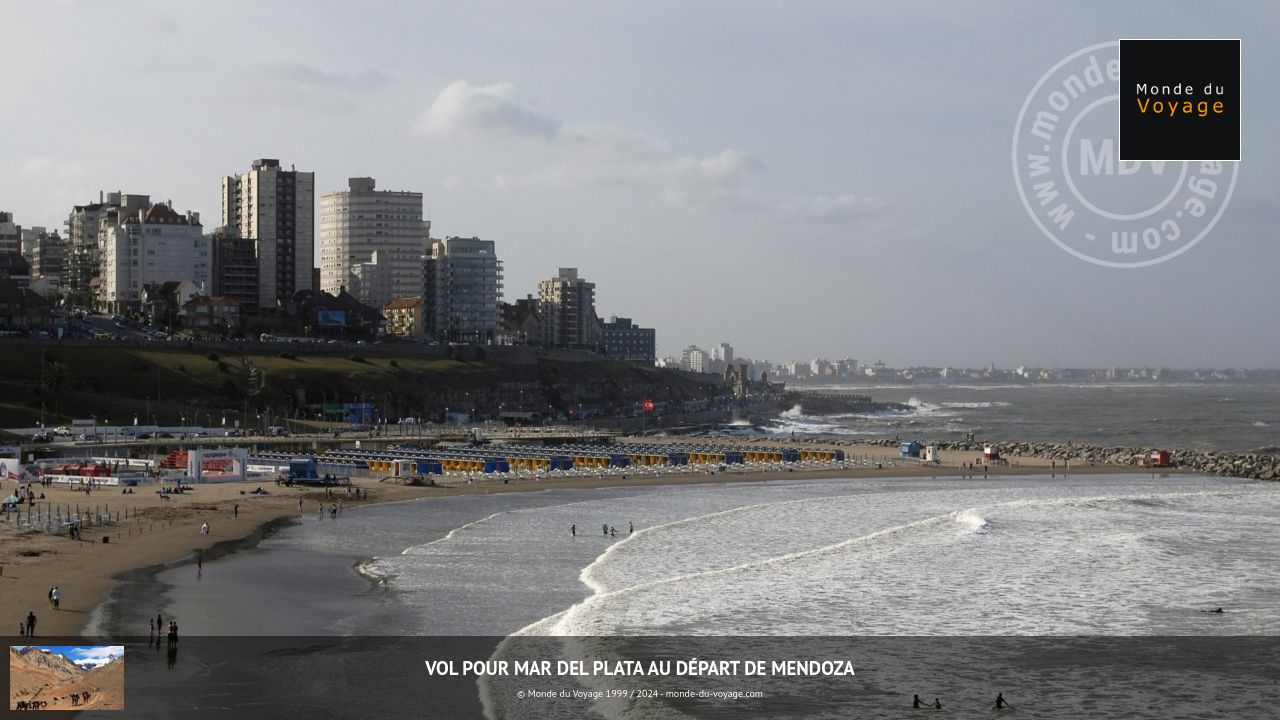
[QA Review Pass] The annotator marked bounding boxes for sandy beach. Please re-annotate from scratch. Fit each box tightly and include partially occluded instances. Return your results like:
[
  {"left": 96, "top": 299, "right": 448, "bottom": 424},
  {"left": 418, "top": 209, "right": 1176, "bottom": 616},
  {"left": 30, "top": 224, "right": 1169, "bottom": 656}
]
[{"left": 0, "top": 437, "right": 1171, "bottom": 637}]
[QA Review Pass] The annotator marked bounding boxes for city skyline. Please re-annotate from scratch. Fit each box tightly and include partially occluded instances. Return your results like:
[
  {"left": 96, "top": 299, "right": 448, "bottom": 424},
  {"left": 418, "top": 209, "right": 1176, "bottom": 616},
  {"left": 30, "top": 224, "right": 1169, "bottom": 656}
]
[{"left": 3, "top": 1, "right": 1278, "bottom": 366}]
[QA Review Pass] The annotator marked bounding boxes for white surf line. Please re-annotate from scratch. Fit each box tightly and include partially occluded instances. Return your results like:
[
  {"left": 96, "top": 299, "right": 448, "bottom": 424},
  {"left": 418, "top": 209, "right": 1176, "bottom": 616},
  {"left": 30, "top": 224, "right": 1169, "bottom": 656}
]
[
  {"left": 575, "top": 490, "right": 890, "bottom": 595},
  {"left": 548, "top": 510, "right": 977, "bottom": 636},
  {"left": 525, "top": 486, "right": 1261, "bottom": 636},
  {"left": 396, "top": 495, "right": 631, "bottom": 556},
  {"left": 482, "top": 483, "right": 1263, "bottom": 718}
]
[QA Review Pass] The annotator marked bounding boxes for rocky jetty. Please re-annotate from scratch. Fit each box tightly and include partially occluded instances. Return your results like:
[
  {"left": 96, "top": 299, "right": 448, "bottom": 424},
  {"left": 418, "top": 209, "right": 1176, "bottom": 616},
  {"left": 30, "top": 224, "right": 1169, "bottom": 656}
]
[
  {"left": 781, "top": 391, "right": 907, "bottom": 415},
  {"left": 864, "top": 439, "right": 1280, "bottom": 481}
]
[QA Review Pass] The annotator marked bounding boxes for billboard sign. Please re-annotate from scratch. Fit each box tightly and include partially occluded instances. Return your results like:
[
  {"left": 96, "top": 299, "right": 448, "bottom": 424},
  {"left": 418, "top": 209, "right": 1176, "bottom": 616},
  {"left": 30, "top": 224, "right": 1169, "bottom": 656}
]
[
  {"left": 0, "top": 446, "right": 21, "bottom": 481},
  {"left": 316, "top": 310, "right": 347, "bottom": 328}
]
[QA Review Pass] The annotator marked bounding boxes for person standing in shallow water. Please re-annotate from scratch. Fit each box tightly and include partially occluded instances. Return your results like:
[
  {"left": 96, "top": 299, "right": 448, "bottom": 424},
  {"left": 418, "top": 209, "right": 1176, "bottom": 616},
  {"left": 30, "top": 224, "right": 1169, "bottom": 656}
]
[{"left": 571, "top": 524, "right": 576, "bottom": 538}]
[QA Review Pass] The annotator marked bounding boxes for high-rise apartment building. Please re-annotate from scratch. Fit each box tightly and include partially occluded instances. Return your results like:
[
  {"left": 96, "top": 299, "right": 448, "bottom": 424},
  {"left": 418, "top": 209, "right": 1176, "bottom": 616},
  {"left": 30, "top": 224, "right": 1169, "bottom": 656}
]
[
  {"left": 423, "top": 236, "right": 503, "bottom": 343},
  {"left": 0, "top": 212, "right": 20, "bottom": 254},
  {"left": 99, "top": 203, "right": 211, "bottom": 313},
  {"left": 24, "top": 227, "right": 65, "bottom": 282},
  {"left": 600, "top": 316, "right": 656, "bottom": 362},
  {"left": 537, "top": 267, "right": 598, "bottom": 350},
  {"left": 319, "top": 177, "right": 426, "bottom": 309},
  {"left": 66, "top": 192, "right": 152, "bottom": 297},
  {"left": 221, "top": 159, "right": 314, "bottom": 312},
  {"left": 210, "top": 226, "right": 260, "bottom": 311},
  {"left": 711, "top": 342, "right": 734, "bottom": 364}
]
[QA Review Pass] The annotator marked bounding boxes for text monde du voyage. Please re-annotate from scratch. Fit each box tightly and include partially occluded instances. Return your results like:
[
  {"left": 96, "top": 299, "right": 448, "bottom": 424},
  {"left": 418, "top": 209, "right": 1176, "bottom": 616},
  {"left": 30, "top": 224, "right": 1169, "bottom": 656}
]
[
  {"left": 1134, "top": 83, "right": 1228, "bottom": 118},
  {"left": 424, "top": 659, "right": 857, "bottom": 677}
]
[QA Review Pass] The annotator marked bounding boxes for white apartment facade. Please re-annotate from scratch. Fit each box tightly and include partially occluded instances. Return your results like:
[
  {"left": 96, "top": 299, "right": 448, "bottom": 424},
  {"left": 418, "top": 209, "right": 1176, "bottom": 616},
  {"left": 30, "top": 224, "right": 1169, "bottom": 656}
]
[
  {"left": 320, "top": 177, "right": 426, "bottom": 309},
  {"left": 99, "top": 204, "right": 211, "bottom": 313}
]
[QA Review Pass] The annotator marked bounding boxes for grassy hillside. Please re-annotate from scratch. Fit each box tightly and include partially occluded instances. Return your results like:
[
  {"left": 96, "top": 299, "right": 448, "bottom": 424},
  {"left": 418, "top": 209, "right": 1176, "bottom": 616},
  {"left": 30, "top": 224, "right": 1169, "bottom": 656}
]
[{"left": 0, "top": 343, "right": 717, "bottom": 428}]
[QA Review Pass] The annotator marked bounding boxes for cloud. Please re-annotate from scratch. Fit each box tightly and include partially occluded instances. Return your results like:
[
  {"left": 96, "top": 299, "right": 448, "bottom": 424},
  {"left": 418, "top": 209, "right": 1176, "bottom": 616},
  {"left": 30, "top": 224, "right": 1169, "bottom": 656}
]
[
  {"left": 68, "top": 646, "right": 123, "bottom": 669},
  {"left": 22, "top": 157, "right": 85, "bottom": 181},
  {"left": 781, "top": 193, "right": 890, "bottom": 224},
  {"left": 227, "top": 60, "right": 392, "bottom": 116},
  {"left": 416, "top": 80, "right": 560, "bottom": 139},
  {"left": 273, "top": 61, "right": 392, "bottom": 93},
  {"left": 420, "top": 79, "right": 890, "bottom": 228}
]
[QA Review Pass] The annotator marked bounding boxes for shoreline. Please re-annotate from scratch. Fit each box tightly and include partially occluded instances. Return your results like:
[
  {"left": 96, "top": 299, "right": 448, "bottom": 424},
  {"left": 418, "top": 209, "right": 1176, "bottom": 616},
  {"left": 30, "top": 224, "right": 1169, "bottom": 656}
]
[{"left": 1, "top": 438, "right": 1195, "bottom": 638}]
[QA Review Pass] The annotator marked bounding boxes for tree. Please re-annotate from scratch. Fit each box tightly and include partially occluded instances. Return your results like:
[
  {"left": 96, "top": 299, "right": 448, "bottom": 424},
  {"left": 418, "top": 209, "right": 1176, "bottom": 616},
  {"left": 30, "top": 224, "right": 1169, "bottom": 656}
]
[{"left": 41, "top": 360, "right": 71, "bottom": 421}]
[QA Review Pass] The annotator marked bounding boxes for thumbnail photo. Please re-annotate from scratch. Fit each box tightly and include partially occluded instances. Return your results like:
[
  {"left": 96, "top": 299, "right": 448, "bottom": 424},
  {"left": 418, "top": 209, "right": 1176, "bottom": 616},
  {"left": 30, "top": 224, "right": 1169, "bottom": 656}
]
[{"left": 9, "top": 645, "right": 124, "bottom": 711}]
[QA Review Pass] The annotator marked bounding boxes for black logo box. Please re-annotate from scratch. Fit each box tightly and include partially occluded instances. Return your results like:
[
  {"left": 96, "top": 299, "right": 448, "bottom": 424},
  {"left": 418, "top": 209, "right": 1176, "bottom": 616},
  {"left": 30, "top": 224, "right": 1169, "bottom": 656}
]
[{"left": 1119, "top": 38, "right": 1241, "bottom": 161}]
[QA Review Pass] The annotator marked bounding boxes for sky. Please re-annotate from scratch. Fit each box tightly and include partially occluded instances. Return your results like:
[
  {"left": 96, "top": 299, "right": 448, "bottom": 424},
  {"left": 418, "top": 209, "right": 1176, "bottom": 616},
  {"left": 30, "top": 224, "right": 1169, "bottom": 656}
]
[
  {"left": 2, "top": 1, "right": 1277, "bottom": 368},
  {"left": 15, "top": 646, "right": 123, "bottom": 669}
]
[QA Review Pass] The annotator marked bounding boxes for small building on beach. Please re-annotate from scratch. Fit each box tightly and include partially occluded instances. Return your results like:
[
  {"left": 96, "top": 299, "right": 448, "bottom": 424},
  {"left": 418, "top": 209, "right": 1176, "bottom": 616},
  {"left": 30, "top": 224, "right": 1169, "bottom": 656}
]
[{"left": 899, "top": 440, "right": 922, "bottom": 459}]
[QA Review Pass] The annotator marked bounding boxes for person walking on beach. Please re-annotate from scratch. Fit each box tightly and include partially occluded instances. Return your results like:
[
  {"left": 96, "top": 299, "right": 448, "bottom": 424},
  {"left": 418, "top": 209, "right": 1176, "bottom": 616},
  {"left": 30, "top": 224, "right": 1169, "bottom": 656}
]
[
  {"left": 200, "top": 522, "right": 209, "bottom": 535},
  {"left": 298, "top": 499, "right": 303, "bottom": 514},
  {"left": 149, "top": 618, "right": 155, "bottom": 637},
  {"left": 51, "top": 586, "right": 60, "bottom": 610},
  {"left": 234, "top": 504, "right": 239, "bottom": 518},
  {"left": 48, "top": 587, "right": 54, "bottom": 609},
  {"left": 25, "top": 611, "right": 36, "bottom": 637}
]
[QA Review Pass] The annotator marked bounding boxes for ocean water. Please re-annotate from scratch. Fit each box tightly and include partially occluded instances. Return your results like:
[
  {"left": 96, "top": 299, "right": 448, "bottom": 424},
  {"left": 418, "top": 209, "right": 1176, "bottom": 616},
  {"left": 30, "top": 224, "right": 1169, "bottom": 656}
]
[
  {"left": 95, "top": 473, "right": 1280, "bottom": 718},
  {"left": 102, "top": 472, "right": 1280, "bottom": 641},
  {"left": 751, "top": 383, "right": 1280, "bottom": 452},
  {"left": 358, "top": 474, "right": 1280, "bottom": 638}
]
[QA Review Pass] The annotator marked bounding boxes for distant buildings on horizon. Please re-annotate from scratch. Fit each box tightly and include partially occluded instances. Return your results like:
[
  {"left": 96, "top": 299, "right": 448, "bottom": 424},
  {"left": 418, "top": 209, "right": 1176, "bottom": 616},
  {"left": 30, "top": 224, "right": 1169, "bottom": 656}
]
[
  {"left": 0, "top": 159, "right": 656, "bottom": 361},
  {"left": 659, "top": 349, "right": 1266, "bottom": 385}
]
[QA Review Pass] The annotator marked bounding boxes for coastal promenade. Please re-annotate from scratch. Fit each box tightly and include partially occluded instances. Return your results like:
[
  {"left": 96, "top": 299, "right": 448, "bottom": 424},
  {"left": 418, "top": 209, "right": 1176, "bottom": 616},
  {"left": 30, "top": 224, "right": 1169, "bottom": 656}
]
[{"left": 12, "top": 426, "right": 620, "bottom": 456}]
